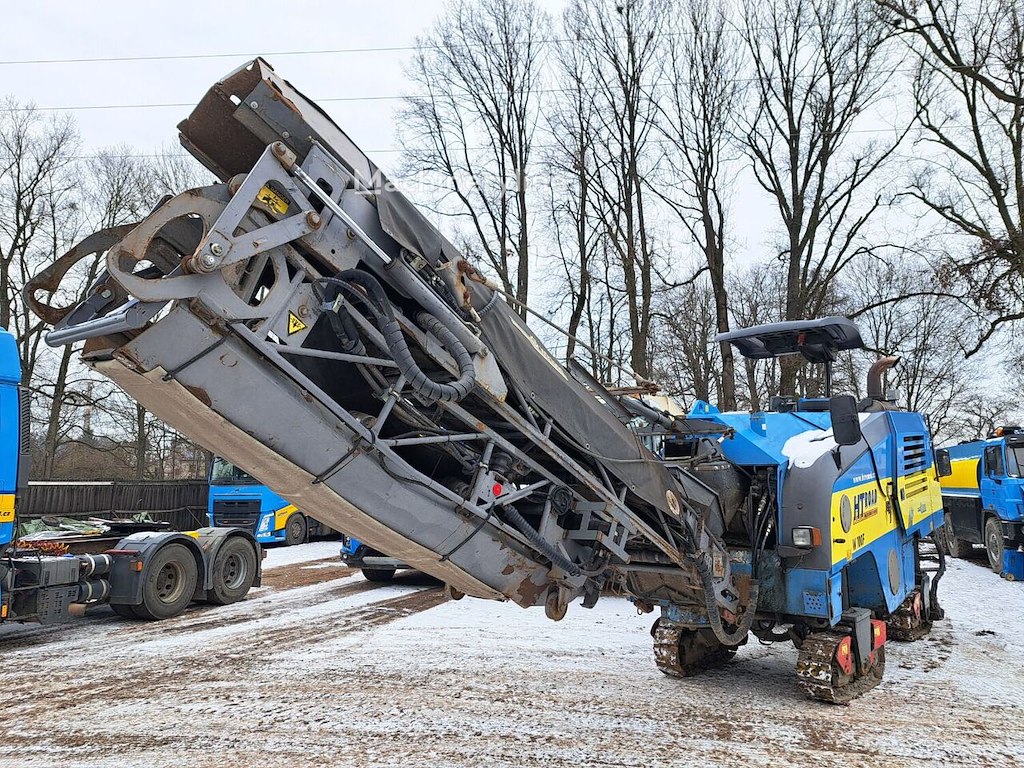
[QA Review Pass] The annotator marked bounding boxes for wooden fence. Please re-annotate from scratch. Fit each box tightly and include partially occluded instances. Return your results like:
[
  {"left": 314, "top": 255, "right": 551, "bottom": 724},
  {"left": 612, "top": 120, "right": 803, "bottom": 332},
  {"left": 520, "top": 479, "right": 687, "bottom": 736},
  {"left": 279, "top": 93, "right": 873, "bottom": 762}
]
[{"left": 20, "top": 480, "right": 210, "bottom": 530}]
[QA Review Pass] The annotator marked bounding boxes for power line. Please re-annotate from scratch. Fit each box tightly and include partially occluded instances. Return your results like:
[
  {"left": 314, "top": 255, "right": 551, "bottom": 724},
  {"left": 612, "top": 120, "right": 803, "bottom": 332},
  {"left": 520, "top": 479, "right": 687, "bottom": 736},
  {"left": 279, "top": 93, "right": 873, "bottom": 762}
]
[
  {"left": 6, "top": 95, "right": 403, "bottom": 113},
  {"left": 0, "top": 47, "right": 421, "bottom": 67},
  {"left": 0, "top": 33, "right": 716, "bottom": 68},
  {"left": 0, "top": 8, "right": 996, "bottom": 69},
  {"left": 0, "top": 6, "right": 997, "bottom": 69},
  {"left": 1, "top": 12, "right": 988, "bottom": 68}
]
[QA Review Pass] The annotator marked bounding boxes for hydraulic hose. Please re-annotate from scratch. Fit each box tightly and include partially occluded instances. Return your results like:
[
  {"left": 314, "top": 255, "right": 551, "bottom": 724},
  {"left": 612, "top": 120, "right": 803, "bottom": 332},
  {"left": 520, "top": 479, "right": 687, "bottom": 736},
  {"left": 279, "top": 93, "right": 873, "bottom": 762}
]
[
  {"left": 502, "top": 505, "right": 582, "bottom": 578},
  {"left": 321, "top": 270, "right": 476, "bottom": 403},
  {"left": 693, "top": 550, "right": 759, "bottom": 646},
  {"left": 325, "top": 304, "right": 365, "bottom": 355},
  {"left": 404, "top": 311, "right": 476, "bottom": 403}
]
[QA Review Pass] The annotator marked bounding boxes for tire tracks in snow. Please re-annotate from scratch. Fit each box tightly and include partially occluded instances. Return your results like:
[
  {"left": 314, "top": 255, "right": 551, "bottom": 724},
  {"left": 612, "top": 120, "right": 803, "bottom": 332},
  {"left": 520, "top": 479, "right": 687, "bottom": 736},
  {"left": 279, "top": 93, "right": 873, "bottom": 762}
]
[
  {"left": 0, "top": 559, "right": 449, "bottom": 735},
  {"left": 243, "top": 586, "right": 449, "bottom": 656}
]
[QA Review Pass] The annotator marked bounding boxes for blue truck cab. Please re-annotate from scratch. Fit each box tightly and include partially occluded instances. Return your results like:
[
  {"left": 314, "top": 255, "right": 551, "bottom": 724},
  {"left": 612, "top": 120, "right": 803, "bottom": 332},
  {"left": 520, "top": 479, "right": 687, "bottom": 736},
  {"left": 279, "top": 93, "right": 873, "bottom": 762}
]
[
  {"left": 209, "top": 457, "right": 333, "bottom": 545},
  {"left": 939, "top": 428, "right": 1024, "bottom": 577}
]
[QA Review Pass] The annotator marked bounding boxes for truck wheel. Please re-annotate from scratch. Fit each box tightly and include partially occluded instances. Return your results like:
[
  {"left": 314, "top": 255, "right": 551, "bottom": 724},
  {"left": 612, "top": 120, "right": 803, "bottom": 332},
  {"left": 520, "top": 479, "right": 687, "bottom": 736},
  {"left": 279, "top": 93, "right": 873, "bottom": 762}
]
[
  {"left": 207, "top": 537, "right": 259, "bottom": 605},
  {"left": 984, "top": 517, "right": 1006, "bottom": 573},
  {"left": 284, "top": 513, "right": 307, "bottom": 546},
  {"left": 135, "top": 543, "right": 199, "bottom": 620},
  {"left": 362, "top": 567, "right": 396, "bottom": 582},
  {"left": 942, "top": 519, "right": 972, "bottom": 558}
]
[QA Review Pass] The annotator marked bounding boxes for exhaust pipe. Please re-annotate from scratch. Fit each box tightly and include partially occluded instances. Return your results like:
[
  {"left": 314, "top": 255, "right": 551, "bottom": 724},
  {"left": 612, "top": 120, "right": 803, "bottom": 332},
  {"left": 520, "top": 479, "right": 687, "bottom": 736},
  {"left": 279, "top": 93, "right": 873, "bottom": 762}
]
[{"left": 867, "top": 356, "right": 899, "bottom": 400}]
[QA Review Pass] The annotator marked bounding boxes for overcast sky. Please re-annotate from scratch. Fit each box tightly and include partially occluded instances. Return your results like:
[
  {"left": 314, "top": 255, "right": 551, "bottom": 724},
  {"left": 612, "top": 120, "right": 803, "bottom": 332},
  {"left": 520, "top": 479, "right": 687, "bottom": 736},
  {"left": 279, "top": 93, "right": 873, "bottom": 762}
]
[{"left": 1, "top": 1, "right": 535, "bottom": 174}]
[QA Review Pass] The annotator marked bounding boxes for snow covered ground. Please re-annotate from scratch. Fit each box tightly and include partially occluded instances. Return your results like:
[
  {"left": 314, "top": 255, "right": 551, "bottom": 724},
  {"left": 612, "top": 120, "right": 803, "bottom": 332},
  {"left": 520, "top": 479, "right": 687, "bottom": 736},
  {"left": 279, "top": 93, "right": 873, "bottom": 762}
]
[
  {"left": 261, "top": 538, "right": 344, "bottom": 569},
  {"left": 0, "top": 543, "right": 1020, "bottom": 768}
]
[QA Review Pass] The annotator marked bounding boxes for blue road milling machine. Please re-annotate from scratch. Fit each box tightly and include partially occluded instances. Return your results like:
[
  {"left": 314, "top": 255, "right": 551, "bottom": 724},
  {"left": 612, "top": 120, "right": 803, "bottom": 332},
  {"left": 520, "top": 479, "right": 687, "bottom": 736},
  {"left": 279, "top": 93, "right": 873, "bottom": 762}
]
[
  {"left": 25, "top": 58, "right": 947, "bottom": 701},
  {"left": 0, "top": 326, "right": 261, "bottom": 624},
  {"left": 662, "top": 318, "right": 949, "bottom": 701}
]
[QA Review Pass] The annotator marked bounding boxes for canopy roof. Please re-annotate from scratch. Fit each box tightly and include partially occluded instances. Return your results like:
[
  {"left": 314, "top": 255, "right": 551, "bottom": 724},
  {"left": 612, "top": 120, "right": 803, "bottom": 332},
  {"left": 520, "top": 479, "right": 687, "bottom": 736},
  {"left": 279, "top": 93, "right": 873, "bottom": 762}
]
[{"left": 715, "top": 317, "right": 864, "bottom": 363}]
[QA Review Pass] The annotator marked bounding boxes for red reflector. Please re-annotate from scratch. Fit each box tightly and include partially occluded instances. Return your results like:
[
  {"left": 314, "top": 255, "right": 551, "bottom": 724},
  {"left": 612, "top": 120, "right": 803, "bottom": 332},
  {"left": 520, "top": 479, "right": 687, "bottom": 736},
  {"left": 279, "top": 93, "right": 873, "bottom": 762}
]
[
  {"left": 492, "top": 483, "right": 503, "bottom": 497},
  {"left": 835, "top": 636, "right": 853, "bottom": 675},
  {"left": 871, "top": 619, "right": 887, "bottom": 648}
]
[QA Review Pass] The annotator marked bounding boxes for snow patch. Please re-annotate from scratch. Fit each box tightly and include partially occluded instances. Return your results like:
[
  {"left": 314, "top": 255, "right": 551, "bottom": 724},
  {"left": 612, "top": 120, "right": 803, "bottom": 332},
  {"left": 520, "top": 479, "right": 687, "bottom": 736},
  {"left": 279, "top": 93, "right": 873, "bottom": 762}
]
[
  {"left": 780, "top": 414, "right": 871, "bottom": 468},
  {"left": 261, "top": 539, "right": 342, "bottom": 570},
  {"left": 781, "top": 428, "right": 839, "bottom": 468}
]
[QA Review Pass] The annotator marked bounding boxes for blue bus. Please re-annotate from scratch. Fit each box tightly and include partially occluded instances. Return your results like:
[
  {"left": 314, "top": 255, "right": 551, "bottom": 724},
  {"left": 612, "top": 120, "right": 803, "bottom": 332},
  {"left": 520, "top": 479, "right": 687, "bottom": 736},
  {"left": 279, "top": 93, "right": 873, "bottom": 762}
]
[{"left": 208, "top": 457, "right": 334, "bottom": 545}]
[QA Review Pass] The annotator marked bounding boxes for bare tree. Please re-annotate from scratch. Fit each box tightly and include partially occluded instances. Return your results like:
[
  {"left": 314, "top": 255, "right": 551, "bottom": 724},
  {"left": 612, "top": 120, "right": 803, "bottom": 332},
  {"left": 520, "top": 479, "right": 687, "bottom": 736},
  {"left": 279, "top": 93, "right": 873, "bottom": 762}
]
[
  {"left": 845, "top": 257, "right": 992, "bottom": 441},
  {"left": 650, "top": 279, "right": 721, "bottom": 404},
  {"left": 0, "top": 111, "right": 212, "bottom": 480},
  {"left": 656, "top": 0, "right": 744, "bottom": 407},
  {"left": 147, "top": 144, "right": 213, "bottom": 196},
  {"left": 741, "top": 0, "right": 910, "bottom": 394},
  {"left": 40, "top": 148, "right": 163, "bottom": 478},
  {"left": 728, "top": 262, "right": 787, "bottom": 411},
  {"left": 878, "top": 0, "right": 1024, "bottom": 352},
  {"left": 400, "top": 0, "right": 547, "bottom": 316},
  {"left": 545, "top": 15, "right": 602, "bottom": 369},
  {"left": 878, "top": 0, "right": 1024, "bottom": 106},
  {"left": 565, "top": 0, "right": 670, "bottom": 380},
  {"left": 0, "top": 100, "right": 77, "bottom": 381},
  {"left": 30, "top": 146, "right": 210, "bottom": 479},
  {"left": 958, "top": 391, "right": 1014, "bottom": 441}
]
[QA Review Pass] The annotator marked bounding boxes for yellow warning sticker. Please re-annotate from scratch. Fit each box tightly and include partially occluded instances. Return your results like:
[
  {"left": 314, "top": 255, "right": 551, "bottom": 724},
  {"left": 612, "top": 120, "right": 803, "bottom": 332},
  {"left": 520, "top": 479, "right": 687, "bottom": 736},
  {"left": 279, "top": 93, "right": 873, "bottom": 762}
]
[
  {"left": 287, "top": 312, "right": 307, "bottom": 335},
  {"left": 257, "top": 184, "right": 289, "bottom": 216}
]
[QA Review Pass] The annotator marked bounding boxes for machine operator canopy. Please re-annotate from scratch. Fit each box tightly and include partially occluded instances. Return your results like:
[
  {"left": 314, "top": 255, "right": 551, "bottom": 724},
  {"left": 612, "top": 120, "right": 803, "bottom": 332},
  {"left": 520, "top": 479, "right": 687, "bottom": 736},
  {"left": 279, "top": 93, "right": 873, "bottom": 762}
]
[{"left": 715, "top": 317, "right": 863, "bottom": 364}]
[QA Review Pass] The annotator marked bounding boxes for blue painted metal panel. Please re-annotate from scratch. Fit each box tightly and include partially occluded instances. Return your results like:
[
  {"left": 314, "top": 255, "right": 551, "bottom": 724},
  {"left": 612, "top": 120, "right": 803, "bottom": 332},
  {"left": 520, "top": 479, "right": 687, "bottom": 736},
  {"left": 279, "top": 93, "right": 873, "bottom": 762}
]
[
  {"left": 1, "top": 328, "right": 21, "bottom": 551},
  {"left": 692, "top": 409, "right": 834, "bottom": 468},
  {"left": 0, "top": 328, "right": 19, "bottom": 385},
  {"left": 1003, "top": 550, "right": 1024, "bottom": 581},
  {"left": 781, "top": 568, "right": 834, "bottom": 619},
  {"left": 0, "top": 329, "right": 20, "bottom": 497},
  {"left": 0, "top": 384, "right": 17, "bottom": 496},
  {"left": 664, "top": 604, "right": 710, "bottom": 626},
  {"left": 947, "top": 440, "right": 985, "bottom": 462}
]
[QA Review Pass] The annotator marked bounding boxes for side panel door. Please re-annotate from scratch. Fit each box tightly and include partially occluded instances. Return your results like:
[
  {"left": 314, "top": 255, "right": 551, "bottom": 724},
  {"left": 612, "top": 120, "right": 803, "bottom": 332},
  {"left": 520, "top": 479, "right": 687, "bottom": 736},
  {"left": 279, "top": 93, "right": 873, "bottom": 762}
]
[{"left": 980, "top": 445, "right": 1013, "bottom": 522}]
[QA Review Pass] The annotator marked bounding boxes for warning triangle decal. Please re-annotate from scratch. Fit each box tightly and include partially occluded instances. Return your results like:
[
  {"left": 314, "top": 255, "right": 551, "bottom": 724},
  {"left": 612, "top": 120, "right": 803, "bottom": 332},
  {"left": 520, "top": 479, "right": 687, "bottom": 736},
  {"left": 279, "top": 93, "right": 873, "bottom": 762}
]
[{"left": 287, "top": 311, "right": 307, "bottom": 335}]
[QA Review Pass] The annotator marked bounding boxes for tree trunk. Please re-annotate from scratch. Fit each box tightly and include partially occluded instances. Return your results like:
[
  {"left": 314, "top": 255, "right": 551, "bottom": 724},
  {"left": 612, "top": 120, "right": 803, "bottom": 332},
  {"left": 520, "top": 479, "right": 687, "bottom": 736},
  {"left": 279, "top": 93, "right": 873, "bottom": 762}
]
[
  {"left": 134, "top": 403, "right": 147, "bottom": 480},
  {"left": 40, "top": 344, "right": 75, "bottom": 479}
]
